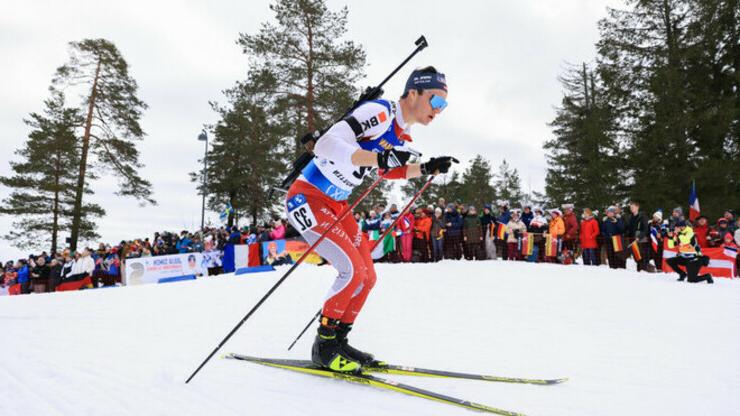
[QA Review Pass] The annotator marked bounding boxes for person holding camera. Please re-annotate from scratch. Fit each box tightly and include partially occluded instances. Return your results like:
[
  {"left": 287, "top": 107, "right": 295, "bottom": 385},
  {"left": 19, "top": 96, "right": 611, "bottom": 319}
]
[{"left": 665, "top": 220, "right": 713, "bottom": 284}]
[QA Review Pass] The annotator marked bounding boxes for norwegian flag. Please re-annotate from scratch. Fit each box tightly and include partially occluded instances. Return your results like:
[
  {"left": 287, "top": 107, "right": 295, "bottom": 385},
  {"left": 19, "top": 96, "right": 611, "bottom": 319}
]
[{"left": 689, "top": 181, "right": 700, "bottom": 222}]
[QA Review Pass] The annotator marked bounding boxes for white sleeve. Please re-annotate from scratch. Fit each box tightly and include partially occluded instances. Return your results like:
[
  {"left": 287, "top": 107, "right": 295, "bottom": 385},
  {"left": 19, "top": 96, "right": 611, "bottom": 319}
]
[{"left": 313, "top": 121, "right": 361, "bottom": 166}]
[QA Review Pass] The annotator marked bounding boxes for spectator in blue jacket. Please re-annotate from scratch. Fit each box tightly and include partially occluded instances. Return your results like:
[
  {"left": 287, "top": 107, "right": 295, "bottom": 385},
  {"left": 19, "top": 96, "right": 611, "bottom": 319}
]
[
  {"left": 16, "top": 259, "right": 30, "bottom": 294},
  {"left": 444, "top": 203, "right": 463, "bottom": 260},
  {"left": 601, "top": 206, "right": 626, "bottom": 269},
  {"left": 521, "top": 205, "right": 534, "bottom": 229}
]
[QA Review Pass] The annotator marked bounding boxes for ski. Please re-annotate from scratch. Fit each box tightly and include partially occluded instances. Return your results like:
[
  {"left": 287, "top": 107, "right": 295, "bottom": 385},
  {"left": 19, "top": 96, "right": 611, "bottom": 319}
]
[
  {"left": 225, "top": 353, "right": 527, "bottom": 416},
  {"left": 366, "top": 361, "right": 568, "bottom": 385}
]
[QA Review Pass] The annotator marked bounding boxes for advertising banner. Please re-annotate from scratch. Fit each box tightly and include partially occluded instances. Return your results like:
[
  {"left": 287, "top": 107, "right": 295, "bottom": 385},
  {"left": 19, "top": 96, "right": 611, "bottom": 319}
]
[{"left": 125, "top": 253, "right": 208, "bottom": 285}]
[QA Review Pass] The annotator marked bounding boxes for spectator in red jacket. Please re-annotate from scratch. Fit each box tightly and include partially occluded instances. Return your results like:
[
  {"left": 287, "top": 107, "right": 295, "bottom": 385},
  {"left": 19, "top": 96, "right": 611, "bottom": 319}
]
[
  {"left": 693, "top": 216, "right": 710, "bottom": 248},
  {"left": 562, "top": 204, "right": 580, "bottom": 252},
  {"left": 579, "top": 208, "right": 600, "bottom": 265}
]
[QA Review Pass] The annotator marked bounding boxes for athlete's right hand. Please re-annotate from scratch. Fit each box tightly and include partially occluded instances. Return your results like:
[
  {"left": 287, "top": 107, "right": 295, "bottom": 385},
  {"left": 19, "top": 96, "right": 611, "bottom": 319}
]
[{"left": 377, "top": 148, "right": 412, "bottom": 170}]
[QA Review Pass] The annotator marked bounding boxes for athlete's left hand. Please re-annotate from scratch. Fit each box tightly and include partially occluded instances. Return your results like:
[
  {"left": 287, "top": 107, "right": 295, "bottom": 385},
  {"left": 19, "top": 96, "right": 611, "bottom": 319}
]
[{"left": 420, "top": 156, "right": 459, "bottom": 175}]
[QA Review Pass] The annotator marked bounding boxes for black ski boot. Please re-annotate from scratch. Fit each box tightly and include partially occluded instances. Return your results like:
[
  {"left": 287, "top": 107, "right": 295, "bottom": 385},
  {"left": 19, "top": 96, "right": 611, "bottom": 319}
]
[
  {"left": 701, "top": 274, "right": 714, "bottom": 284},
  {"left": 336, "top": 322, "right": 376, "bottom": 366},
  {"left": 311, "top": 317, "right": 362, "bottom": 373},
  {"left": 677, "top": 273, "right": 686, "bottom": 282}
]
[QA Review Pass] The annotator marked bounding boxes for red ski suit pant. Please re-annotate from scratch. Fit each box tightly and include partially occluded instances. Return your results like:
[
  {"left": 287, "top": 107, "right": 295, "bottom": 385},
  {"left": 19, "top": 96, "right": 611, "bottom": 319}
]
[{"left": 286, "top": 180, "right": 377, "bottom": 324}]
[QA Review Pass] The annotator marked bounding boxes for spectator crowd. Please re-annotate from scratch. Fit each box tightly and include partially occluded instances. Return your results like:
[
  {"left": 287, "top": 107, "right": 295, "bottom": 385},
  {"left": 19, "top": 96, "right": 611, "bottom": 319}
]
[
  {"left": 0, "top": 219, "right": 293, "bottom": 295},
  {"left": 3, "top": 198, "right": 738, "bottom": 296},
  {"left": 355, "top": 198, "right": 740, "bottom": 275}
]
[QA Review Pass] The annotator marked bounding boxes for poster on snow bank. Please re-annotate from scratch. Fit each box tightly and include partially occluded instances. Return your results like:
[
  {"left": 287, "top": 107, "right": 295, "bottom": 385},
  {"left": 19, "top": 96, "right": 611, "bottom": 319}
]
[{"left": 125, "top": 253, "right": 208, "bottom": 285}]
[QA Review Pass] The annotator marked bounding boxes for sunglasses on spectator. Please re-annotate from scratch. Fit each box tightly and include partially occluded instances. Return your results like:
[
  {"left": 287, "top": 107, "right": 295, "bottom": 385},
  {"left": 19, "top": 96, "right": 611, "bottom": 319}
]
[{"left": 430, "top": 94, "right": 447, "bottom": 111}]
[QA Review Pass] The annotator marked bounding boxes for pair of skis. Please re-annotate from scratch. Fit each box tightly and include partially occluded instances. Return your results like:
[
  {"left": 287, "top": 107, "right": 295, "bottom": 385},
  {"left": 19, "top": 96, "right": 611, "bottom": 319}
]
[{"left": 225, "top": 353, "right": 567, "bottom": 415}]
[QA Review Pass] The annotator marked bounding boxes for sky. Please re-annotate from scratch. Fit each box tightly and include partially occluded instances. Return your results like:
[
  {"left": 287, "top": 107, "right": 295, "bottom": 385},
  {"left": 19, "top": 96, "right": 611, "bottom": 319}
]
[{"left": 0, "top": 0, "right": 625, "bottom": 259}]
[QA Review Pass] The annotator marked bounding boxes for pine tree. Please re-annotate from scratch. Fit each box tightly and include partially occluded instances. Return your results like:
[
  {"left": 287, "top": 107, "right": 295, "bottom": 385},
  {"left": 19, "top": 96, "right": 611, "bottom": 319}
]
[
  {"left": 493, "top": 159, "right": 524, "bottom": 206},
  {"left": 458, "top": 154, "right": 495, "bottom": 208},
  {"left": 193, "top": 81, "right": 287, "bottom": 227},
  {"left": 435, "top": 170, "right": 464, "bottom": 205},
  {"left": 544, "top": 63, "right": 622, "bottom": 210},
  {"left": 0, "top": 92, "right": 104, "bottom": 251},
  {"left": 597, "top": 1, "right": 694, "bottom": 212},
  {"left": 349, "top": 174, "right": 393, "bottom": 214},
  {"left": 51, "top": 38, "right": 153, "bottom": 250},
  {"left": 683, "top": 0, "right": 740, "bottom": 215},
  {"left": 237, "top": 0, "right": 366, "bottom": 154},
  {"left": 399, "top": 176, "right": 439, "bottom": 209}
]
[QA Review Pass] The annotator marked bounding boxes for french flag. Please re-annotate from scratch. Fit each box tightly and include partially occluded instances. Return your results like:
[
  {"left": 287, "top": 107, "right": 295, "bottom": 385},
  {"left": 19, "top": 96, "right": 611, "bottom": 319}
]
[{"left": 689, "top": 181, "right": 700, "bottom": 222}]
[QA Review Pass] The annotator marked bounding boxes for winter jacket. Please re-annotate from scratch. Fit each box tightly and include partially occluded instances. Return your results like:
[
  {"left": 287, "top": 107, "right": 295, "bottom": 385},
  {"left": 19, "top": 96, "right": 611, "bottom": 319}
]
[
  {"left": 431, "top": 216, "right": 445, "bottom": 240},
  {"left": 549, "top": 216, "right": 565, "bottom": 238},
  {"left": 521, "top": 211, "right": 534, "bottom": 228},
  {"left": 667, "top": 226, "right": 702, "bottom": 258},
  {"left": 71, "top": 255, "right": 95, "bottom": 276},
  {"left": 528, "top": 215, "right": 548, "bottom": 234},
  {"left": 17, "top": 265, "right": 29, "bottom": 284},
  {"left": 506, "top": 219, "right": 527, "bottom": 243},
  {"left": 269, "top": 225, "right": 286, "bottom": 241},
  {"left": 176, "top": 237, "right": 193, "bottom": 253},
  {"left": 498, "top": 209, "right": 511, "bottom": 225},
  {"left": 463, "top": 214, "right": 483, "bottom": 242},
  {"left": 601, "top": 217, "right": 625, "bottom": 237},
  {"left": 693, "top": 224, "right": 709, "bottom": 247},
  {"left": 563, "top": 212, "right": 579, "bottom": 241},
  {"left": 364, "top": 216, "right": 381, "bottom": 231},
  {"left": 579, "top": 217, "right": 600, "bottom": 249},
  {"left": 444, "top": 211, "right": 464, "bottom": 238},
  {"left": 414, "top": 216, "right": 432, "bottom": 240},
  {"left": 627, "top": 211, "right": 650, "bottom": 243},
  {"left": 479, "top": 213, "right": 496, "bottom": 230}
]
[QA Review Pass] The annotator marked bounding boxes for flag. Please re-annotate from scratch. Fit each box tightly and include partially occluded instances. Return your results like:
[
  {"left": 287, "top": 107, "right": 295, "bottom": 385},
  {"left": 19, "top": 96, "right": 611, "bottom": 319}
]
[
  {"left": 630, "top": 240, "right": 642, "bottom": 261},
  {"left": 650, "top": 228, "right": 659, "bottom": 253},
  {"left": 496, "top": 223, "right": 506, "bottom": 240},
  {"left": 689, "top": 180, "right": 700, "bottom": 222},
  {"left": 545, "top": 234, "right": 557, "bottom": 257},
  {"left": 219, "top": 202, "right": 233, "bottom": 223},
  {"left": 488, "top": 223, "right": 496, "bottom": 240},
  {"left": 612, "top": 235, "right": 624, "bottom": 252},
  {"left": 521, "top": 232, "right": 534, "bottom": 256},
  {"left": 662, "top": 245, "right": 736, "bottom": 278}
]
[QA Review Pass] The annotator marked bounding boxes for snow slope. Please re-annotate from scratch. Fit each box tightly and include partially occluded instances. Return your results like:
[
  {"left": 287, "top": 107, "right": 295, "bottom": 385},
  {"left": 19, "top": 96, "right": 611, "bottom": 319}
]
[{"left": 1, "top": 260, "right": 739, "bottom": 416}]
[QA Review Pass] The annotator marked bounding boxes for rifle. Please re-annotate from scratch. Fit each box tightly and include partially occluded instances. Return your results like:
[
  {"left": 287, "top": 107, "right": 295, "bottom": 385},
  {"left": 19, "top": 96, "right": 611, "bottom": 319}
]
[{"left": 269, "top": 35, "right": 429, "bottom": 199}]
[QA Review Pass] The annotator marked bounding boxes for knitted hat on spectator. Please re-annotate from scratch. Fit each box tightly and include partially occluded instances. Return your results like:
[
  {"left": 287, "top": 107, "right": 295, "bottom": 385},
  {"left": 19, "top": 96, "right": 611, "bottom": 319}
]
[
  {"left": 562, "top": 203, "right": 574, "bottom": 210},
  {"left": 550, "top": 208, "right": 562, "bottom": 216},
  {"left": 606, "top": 206, "right": 617, "bottom": 213},
  {"left": 718, "top": 218, "right": 728, "bottom": 225},
  {"left": 672, "top": 207, "right": 683, "bottom": 215},
  {"left": 435, "top": 207, "right": 442, "bottom": 214},
  {"left": 653, "top": 210, "right": 663, "bottom": 221},
  {"left": 484, "top": 204, "right": 492, "bottom": 210}
]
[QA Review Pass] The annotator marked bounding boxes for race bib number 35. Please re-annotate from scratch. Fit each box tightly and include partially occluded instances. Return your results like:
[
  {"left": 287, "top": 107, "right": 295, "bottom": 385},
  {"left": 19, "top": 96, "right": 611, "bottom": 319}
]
[{"left": 287, "top": 194, "right": 317, "bottom": 233}]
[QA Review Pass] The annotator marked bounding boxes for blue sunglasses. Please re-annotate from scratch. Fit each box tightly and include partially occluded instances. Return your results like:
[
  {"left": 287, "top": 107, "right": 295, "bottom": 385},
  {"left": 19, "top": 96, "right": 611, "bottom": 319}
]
[{"left": 430, "top": 94, "right": 448, "bottom": 111}]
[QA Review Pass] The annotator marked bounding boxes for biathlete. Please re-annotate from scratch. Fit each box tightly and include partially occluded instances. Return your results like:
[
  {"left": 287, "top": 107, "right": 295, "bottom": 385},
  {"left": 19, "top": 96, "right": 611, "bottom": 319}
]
[{"left": 285, "top": 66, "right": 456, "bottom": 373}]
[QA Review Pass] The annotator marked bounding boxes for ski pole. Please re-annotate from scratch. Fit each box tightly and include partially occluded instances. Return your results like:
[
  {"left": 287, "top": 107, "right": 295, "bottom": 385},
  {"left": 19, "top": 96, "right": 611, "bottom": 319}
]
[
  {"left": 185, "top": 174, "right": 386, "bottom": 384},
  {"left": 287, "top": 175, "right": 436, "bottom": 351}
]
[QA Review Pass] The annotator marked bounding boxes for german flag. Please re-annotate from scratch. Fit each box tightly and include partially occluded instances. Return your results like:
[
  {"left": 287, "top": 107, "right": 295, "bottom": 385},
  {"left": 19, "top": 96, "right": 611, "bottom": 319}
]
[
  {"left": 496, "top": 223, "right": 506, "bottom": 240},
  {"left": 630, "top": 241, "right": 642, "bottom": 261},
  {"left": 612, "top": 235, "right": 624, "bottom": 252},
  {"left": 545, "top": 234, "right": 557, "bottom": 257},
  {"left": 488, "top": 223, "right": 496, "bottom": 240},
  {"left": 521, "top": 232, "right": 534, "bottom": 256}
]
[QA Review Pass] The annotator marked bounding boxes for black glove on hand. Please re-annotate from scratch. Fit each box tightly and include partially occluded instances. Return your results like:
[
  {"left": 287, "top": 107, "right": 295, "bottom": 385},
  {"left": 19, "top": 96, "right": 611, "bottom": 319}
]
[
  {"left": 420, "top": 156, "right": 458, "bottom": 175},
  {"left": 377, "top": 148, "right": 412, "bottom": 170}
]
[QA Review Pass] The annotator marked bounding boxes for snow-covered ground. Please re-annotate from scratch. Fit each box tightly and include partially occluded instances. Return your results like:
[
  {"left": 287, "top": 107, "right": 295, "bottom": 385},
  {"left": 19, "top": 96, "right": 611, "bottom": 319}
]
[{"left": 2, "top": 260, "right": 739, "bottom": 416}]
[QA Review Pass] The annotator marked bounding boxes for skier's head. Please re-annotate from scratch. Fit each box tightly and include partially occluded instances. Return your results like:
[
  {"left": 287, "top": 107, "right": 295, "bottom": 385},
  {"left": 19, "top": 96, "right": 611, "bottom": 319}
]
[{"left": 401, "top": 66, "right": 447, "bottom": 126}]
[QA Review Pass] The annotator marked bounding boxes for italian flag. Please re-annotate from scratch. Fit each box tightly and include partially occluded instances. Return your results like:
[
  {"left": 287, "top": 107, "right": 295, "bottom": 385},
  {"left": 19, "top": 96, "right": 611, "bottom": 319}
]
[{"left": 369, "top": 230, "right": 396, "bottom": 259}]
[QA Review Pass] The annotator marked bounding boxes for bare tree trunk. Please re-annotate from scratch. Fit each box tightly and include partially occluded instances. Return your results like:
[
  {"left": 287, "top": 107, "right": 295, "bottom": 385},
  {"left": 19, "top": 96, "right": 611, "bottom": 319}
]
[
  {"left": 50, "top": 151, "right": 62, "bottom": 253},
  {"left": 306, "top": 22, "right": 315, "bottom": 133},
  {"left": 70, "top": 59, "right": 101, "bottom": 250}
]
